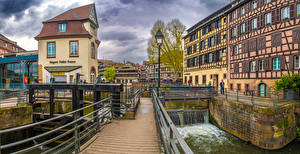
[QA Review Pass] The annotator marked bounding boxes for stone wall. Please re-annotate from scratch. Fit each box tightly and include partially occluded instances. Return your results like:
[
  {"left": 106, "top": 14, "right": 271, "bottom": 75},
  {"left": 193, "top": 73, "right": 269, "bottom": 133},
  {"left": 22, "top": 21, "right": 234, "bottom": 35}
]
[
  {"left": 209, "top": 98, "right": 297, "bottom": 150},
  {"left": 0, "top": 105, "right": 32, "bottom": 129}
]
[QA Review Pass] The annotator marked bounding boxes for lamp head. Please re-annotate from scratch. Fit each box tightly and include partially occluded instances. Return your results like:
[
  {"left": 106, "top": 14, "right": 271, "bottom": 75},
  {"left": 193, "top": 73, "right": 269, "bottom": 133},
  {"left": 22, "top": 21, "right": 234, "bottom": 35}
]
[{"left": 155, "top": 30, "right": 164, "bottom": 46}]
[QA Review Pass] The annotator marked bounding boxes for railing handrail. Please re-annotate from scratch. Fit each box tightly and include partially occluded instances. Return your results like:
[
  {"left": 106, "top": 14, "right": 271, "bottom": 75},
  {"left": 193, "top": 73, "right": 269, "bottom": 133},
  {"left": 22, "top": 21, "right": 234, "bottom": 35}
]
[
  {"left": 0, "top": 96, "right": 111, "bottom": 134},
  {"left": 152, "top": 90, "right": 194, "bottom": 154}
]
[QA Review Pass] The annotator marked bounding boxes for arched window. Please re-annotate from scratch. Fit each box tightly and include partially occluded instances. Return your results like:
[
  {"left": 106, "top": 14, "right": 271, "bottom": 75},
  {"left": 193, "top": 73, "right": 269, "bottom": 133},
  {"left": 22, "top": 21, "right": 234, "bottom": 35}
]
[
  {"left": 259, "top": 83, "right": 267, "bottom": 97},
  {"left": 91, "top": 43, "right": 95, "bottom": 59}
]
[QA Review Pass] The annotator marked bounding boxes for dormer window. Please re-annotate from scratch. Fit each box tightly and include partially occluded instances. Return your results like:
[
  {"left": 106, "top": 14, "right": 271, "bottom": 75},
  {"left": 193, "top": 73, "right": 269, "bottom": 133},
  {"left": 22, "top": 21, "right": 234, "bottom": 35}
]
[
  {"left": 4, "top": 43, "right": 8, "bottom": 48},
  {"left": 59, "top": 23, "right": 66, "bottom": 32}
]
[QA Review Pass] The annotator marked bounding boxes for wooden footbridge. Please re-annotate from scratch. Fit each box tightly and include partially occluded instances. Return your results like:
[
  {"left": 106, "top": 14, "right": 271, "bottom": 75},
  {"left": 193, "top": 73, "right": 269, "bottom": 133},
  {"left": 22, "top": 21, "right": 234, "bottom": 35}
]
[{"left": 0, "top": 84, "right": 203, "bottom": 154}]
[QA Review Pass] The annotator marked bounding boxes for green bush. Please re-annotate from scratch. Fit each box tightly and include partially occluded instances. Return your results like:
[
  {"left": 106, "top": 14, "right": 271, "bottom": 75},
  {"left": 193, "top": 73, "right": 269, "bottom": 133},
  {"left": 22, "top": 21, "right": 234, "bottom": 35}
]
[{"left": 275, "top": 73, "right": 300, "bottom": 91}]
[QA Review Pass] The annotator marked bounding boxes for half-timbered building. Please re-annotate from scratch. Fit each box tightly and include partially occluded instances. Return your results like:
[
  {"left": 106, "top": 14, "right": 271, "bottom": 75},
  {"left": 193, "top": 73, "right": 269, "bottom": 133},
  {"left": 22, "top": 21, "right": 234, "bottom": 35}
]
[
  {"left": 227, "top": 0, "right": 300, "bottom": 96},
  {"left": 183, "top": 4, "right": 232, "bottom": 88}
]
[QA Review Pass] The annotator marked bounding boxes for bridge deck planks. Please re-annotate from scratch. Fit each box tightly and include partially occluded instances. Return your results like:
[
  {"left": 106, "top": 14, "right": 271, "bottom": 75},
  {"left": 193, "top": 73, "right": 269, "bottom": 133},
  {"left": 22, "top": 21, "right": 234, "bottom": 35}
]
[{"left": 82, "top": 98, "right": 160, "bottom": 154}]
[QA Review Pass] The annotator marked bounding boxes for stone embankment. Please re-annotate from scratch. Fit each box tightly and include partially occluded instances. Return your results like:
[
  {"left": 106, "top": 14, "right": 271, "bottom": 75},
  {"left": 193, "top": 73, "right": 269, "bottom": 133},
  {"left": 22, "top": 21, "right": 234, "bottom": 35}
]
[{"left": 210, "top": 98, "right": 298, "bottom": 150}]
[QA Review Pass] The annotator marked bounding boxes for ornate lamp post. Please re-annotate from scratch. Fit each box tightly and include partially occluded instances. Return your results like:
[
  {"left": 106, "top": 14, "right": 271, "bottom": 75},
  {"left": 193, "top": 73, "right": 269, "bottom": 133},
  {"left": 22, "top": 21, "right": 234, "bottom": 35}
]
[{"left": 155, "top": 30, "right": 164, "bottom": 97}]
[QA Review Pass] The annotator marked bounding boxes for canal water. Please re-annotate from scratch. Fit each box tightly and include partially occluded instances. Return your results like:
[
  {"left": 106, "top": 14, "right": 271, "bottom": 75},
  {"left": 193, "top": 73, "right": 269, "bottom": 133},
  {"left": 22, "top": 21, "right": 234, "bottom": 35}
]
[{"left": 165, "top": 101, "right": 300, "bottom": 154}]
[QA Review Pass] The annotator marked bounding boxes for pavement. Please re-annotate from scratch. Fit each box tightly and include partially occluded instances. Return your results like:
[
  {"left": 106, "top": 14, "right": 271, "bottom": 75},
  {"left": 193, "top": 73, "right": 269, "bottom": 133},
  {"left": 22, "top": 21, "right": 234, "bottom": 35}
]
[{"left": 82, "top": 97, "right": 160, "bottom": 154}]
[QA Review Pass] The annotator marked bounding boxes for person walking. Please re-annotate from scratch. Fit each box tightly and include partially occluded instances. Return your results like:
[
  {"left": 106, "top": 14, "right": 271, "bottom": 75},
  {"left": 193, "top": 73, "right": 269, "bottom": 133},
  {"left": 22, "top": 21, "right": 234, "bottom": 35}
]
[
  {"left": 220, "top": 80, "right": 225, "bottom": 95},
  {"left": 188, "top": 79, "right": 191, "bottom": 87}
]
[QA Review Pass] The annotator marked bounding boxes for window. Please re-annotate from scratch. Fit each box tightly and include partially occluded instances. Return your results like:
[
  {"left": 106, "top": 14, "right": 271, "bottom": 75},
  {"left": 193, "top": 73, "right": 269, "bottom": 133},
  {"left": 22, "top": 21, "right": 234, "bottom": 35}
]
[
  {"left": 202, "top": 75, "right": 206, "bottom": 85},
  {"left": 189, "top": 76, "right": 193, "bottom": 83},
  {"left": 252, "top": 18, "right": 258, "bottom": 30},
  {"left": 259, "top": 60, "right": 264, "bottom": 71},
  {"left": 185, "top": 76, "right": 187, "bottom": 83},
  {"left": 252, "top": 1, "right": 257, "bottom": 10},
  {"left": 294, "top": 55, "right": 300, "bottom": 69},
  {"left": 195, "top": 76, "right": 199, "bottom": 85},
  {"left": 224, "top": 17, "right": 227, "bottom": 23},
  {"left": 211, "top": 36, "right": 215, "bottom": 46},
  {"left": 210, "top": 74, "right": 213, "bottom": 79},
  {"left": 241, "top": 7, "right": 245, "bottom": 15},
  {"left": 194, "top": 57, "right": 198, "bottom": 66},
  {"left": 233, "top": 11, "right": 237, "bottom": 20},
  {"left": 217, "top": 50, "right": 222, "bottom": 61},
  {"left": 193, "top": 44, "right": 197, "bottom": 53},
  {"left": 47, "top": 42, "right": 55, "bottom": 57},
  {"left": 4, "top": 43, "right": 7, "bottom": 47},
  {"left": 190, "top": 32, "right": 198, "bottom": 41},
  {"left": 241, "top": 23, "right": 246, "bottom": 34},
  {"left": 59, "top": 24, "right": 66, "bottom": 32},
  {"left": 265, "top": 0, "right": 271, "bottom": 4},
  {"left": 223, "top": 73, "right": 226, "bottom": 79},
  {"left": 231, "top": 27, "right": 236, "bottom": 38},
  {"left": 223, "top": 34, "right": 227, "bottom": 39},
  {"left": 245, "top": 84, "right": 249, "bottom": 91},
  {"left": 230, "top": 84, "right": 233, "bottom": 90},
  {"left": 250, "top": 61, "right": 256, "bottom": 72},
  {"left": 200, "top": 40, "right": 205, "bottom": 50},
  {"left": 187, "top": 46, "right": 192, "bottom": 55},
  {"left": 201, "top": 55, "right": 205, "bottom": 65},
  {"left": 265, "top": 13, "right": 272, "bottom": 25},
  {"left": 91, "top": 43, "right": 95, "bottom": 59},
  {"left": 234, "top": 45, "right": 239, "bottom": 55},
  {"left": 273, "top": 58, "right": 281, "bottom": 70},
  {"left": 70, "top": 41, "right": 78, "bottom": 56},
  {"left": 237, "top": 84, "right": 241, "bottom": 90},
  {"left": 298, "top": 3, "right": 300, "bottom": 17},
  {"left": 216, "top": 20, "right": 222, "bottom": 28},
  {"left": 208, "top": 53, "right": 213, "bottom": 63},
  {"left": 281, "top": 7, "right": 290, "bottom": 20}
]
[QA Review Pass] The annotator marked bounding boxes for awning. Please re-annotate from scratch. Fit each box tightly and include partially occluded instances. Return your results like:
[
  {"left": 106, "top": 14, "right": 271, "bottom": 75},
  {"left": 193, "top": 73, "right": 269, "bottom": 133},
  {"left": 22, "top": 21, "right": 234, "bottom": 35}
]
[{"left": 44, "top": 66, "right": 81, "bottom": 73}]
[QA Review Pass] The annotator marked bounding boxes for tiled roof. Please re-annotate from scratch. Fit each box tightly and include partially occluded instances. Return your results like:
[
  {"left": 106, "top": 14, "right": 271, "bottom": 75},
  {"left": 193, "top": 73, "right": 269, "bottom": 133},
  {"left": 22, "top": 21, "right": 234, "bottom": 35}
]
[
  {"left": 35, "top": 21, "right": 91, "bottom": 40},
  {"left": 0, "top": 34, "right": 16, "bottom": 45},
  {"left": 45, "top": 4, "right": 94, "bottom": 23}
]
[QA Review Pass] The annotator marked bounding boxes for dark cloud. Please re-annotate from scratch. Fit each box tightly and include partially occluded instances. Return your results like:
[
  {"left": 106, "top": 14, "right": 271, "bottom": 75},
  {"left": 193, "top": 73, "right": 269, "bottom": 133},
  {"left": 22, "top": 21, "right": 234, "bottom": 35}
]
[
  {"left": 102, "top": 31, "right": 137, "bottom": 42},
  {"left": 0, "top": 0, "right": 42, "bottom": 19},
  {"left": 201, "top": 0, "right": 229, "bottom": 11}
]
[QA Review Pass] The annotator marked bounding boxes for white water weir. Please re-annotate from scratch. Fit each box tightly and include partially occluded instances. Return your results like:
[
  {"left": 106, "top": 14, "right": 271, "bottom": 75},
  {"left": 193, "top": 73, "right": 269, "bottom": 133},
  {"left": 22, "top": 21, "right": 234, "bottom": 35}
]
[{"left": 167, "top": 109, "right": 209, "bottom": 126}]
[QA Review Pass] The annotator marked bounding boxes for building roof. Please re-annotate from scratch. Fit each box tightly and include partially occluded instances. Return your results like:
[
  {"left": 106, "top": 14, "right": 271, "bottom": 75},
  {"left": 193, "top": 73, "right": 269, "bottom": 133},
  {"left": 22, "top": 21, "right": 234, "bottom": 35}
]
[
  {"left": 35, "top": 3, "right": 98, "bottom": 40},
  {"left": 184, "top": 0, "right": 242, "bottom": 38},
  {"left": 45, "top": 4, "right": 94, "bottom": 23},
  {"left": 0, "top": 34, "right": 16, "bottom": 45},
  {"left": 35, "top": 21, "right": 91, "bottom": 40}
]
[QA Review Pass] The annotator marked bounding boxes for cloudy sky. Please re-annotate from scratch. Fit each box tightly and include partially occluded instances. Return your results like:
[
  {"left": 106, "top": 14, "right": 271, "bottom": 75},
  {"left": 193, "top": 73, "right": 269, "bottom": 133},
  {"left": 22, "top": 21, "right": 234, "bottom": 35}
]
[{"left": 0, "top": 0, "right": 230, "bottom": 64}]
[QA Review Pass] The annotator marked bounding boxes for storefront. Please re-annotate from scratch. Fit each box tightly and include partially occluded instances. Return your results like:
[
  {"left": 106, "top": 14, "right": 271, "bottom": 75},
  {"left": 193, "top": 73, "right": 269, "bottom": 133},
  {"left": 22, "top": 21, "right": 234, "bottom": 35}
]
[{"left": 0, "top": 54, "right": 38, "bottom": 89}]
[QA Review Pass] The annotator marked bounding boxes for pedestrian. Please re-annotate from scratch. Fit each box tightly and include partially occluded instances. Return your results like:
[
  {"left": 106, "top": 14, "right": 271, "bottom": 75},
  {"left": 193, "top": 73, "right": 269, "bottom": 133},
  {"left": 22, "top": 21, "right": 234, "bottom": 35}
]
[
  {"left": 188, "top": 79, "right": 191, "bottom": 87},
  {"left": 220, "top": 80, "right": 225, "bottom": 95},
  {"left": 84, "top": 80, "right": 87, "bottom": 84}
]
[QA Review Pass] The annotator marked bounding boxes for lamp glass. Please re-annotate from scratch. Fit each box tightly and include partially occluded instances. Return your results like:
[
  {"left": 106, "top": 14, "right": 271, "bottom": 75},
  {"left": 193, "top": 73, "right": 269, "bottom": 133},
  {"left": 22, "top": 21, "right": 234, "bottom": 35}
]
[{"left": 157, "top": 38, "right": 162, "bottom": 44}]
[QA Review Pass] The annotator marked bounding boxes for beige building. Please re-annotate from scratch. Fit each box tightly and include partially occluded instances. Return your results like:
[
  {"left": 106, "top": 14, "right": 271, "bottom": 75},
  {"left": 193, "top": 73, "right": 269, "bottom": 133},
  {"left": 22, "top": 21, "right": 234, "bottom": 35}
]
[
  {"left": 183, "top": 4, "right": 231, "bottom": 88},
  {"left": 35, "top": 4, "right": 100, "bottom": 83}
]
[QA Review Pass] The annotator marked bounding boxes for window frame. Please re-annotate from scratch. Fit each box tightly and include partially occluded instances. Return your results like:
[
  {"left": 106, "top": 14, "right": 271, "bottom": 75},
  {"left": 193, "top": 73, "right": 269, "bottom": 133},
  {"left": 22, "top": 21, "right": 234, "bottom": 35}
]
[
  {"left": 47, "top": 42, "right": 56, "bottom": 58},
  {"left": 252, "top": 1, "right": 257, "bottom": 10},
  {"left": 241, "top": 7, "right": 245, "bottom": 16},
  {"left": 234, "top": 45, "right": 239, "bottom": 55},
  {"left": 265, "top": 12, "right": 272, "bottom": 25},
  {"left": 250, "top": 61, "right": 256, "bottom": 72},
  {"left": 241, "top": 23, "right": 246, "bottom": 34},
  {"left": 297, "top": 3, "right": 300, "bottom": 17},
  {"left": 69, "top": 40, "right": 79, "bottom": 57},
  {"left": 59, "top": 23, "right": 67, "bottom": 32},
  {"left": 294, "top": 55, "right": 300, "bottom": 69},
  {"left": 281, "top": 7, "right": 290, "bottom": 21},
  {"left": 259, "top": 60, "right": 264, "bottom": 71},
  {"left": 265, "top": 0, "right": 271, "bottom": 4},
  {"left": 273, "top": 58, "right": 281, "bottom": 70},
  {"left": 252, "top": 18, "right": 258, "bottom": 30},
  {"left": 208, "top": 53, "right": 213, "bottom": 63}
]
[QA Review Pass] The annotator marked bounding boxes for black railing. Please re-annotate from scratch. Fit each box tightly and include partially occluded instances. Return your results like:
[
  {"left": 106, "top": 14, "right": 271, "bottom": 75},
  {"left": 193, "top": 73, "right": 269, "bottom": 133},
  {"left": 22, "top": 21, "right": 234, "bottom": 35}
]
[{"left": 152, "top": 89, "right": 193, "bottom": 154}]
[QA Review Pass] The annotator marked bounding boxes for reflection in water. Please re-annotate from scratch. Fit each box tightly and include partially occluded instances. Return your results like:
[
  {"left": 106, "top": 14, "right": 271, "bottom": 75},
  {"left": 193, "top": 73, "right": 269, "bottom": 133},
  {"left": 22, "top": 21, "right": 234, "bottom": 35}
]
[{"left": 177, "top": 124, "right": 300, "bottom": 154}]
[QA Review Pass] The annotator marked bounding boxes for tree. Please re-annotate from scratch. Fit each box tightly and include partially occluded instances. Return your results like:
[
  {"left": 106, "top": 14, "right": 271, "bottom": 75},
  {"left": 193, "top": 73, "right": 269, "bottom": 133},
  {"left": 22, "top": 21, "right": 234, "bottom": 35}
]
[
  {"left": 147, "top": 19, "right": 186, "bottom": 80},
  {"left": 103, "top": 66, "right": 116, "bottom": 82}
]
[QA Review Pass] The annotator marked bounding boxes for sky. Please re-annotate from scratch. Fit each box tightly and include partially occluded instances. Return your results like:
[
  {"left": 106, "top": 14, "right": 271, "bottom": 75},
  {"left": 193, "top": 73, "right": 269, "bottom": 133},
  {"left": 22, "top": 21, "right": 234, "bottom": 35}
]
[{"left": 0, "top": 0, "right": 231, "bottom": 64}]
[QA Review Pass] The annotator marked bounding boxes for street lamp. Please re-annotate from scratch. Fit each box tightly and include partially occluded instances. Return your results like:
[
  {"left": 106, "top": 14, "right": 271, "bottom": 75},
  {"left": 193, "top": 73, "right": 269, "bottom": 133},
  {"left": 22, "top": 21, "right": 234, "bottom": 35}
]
[{"left": 155, "top": 30, "right": 164, "bottom": 97}]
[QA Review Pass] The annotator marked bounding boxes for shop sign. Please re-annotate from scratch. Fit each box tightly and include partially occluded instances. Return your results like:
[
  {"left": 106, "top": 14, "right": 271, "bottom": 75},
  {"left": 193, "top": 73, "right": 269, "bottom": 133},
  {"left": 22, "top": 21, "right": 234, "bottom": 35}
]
[
  {"left": 50, "top": 60, "right": 76, "bottom": 64},
  {"left": 38, "top": 65, "right": 43, "bottom": 83},
  {"left": 52, "top": 72, "right": 65, "bottom": 76}
]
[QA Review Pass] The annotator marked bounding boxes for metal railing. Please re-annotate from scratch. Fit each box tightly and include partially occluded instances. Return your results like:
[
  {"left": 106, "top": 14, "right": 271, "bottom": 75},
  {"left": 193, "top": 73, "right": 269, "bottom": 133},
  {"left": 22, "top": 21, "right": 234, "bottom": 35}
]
[
  {"left": 0, "top": 90, "right": 28, "bottom": 108},
  {"left": 0, "top": 96, "right": 112, "bottom": 154},
  {"left": 215, "top": 87, "right": 298, "bottom": 108},
  {"left": 152, "top": 89, "right": 193, "bottom": 154},
  {"left": 120, "top": 88, "right": 142, "bottom": 119}
]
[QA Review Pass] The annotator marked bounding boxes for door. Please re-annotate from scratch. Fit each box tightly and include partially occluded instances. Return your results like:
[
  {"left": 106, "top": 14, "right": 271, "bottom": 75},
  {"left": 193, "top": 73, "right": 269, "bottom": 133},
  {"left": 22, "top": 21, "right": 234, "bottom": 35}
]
[
  {"left": 260, "top": 84, "right": 266, "bottom": 97},
  {"left": 213, "top": 74, "right": 219, "bottom": 87}
]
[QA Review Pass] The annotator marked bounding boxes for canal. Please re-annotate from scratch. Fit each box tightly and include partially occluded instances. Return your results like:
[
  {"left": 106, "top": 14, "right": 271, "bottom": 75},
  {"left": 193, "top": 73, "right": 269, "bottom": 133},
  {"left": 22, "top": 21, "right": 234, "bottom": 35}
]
[{"left": 165, "top": 101, "right": 300, "bottom": 154}]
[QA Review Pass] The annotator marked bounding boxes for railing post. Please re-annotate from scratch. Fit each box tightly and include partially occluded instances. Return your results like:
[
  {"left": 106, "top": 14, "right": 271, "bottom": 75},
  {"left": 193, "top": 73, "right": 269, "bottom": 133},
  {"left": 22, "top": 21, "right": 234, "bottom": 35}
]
[
  {"left": 94, "top": 91, "right": 101, "bottom": 132},
  {"left": 49, "top": 87, "right": 55, "bottom": 118},
  {"left": 251, "top": 90, "right": 254, "bottom": 105},
  {"left": 237, "top": 91, "right": 239, "bottom": 102},
  {"left": 74, "top": 112, "right": 80, "bottom": 154},
  {"left": 111, "top": 85, "right": 123, "bottom": 117}
]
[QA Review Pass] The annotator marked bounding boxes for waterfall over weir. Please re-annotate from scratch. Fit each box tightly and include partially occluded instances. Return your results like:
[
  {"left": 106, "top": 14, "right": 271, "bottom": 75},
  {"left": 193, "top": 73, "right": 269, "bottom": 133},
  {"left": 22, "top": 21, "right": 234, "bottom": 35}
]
[{"left": 167, "top": 109, "right": 209, "bottom": 126}]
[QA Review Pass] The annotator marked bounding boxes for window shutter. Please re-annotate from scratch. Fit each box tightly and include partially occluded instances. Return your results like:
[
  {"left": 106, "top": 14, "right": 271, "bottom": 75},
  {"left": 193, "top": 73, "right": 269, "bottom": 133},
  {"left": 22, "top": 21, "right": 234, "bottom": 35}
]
[
  {"left": 205, "top": 54, "right": 208, "bottom": 63},
  {"left": 257, "top": 15, "right": 261, "bottom": 28},
  {"left": 256, "top": 60, "right": 259, "bottom": 71},
  {"left": 293, "top": 28, "right": 300, "bottom": 43},
  {"left": 235, "top": 63, "right": 239, "bottom": 73},
  {"left": 245, "top": 21, "right": 249, "bottom": 33},
  {"left": 242, "top": 41, "right": 248, "bottom": 53},
  {"left": 290, "top": 4, "right": 295, "bottom": 19},
  {"left": 281, "top": 56, "right": 286, "bottom": 70},
  {"left": 272, "top": 10, "right": 276, "bottom": 24},
  {"left": 246, "top": 61, "right": 250, "bottom": 72},
  {"left": 199, "top": 56, "right": 202, "bottom": 65},
  {"left": 289, "top": 55, "right": 294, "bottom": 70},
  {"left": 237, "top": 25, "right": 240, "bottom": 36},
  {"left": 248, "top": 19, "right": 252, "bottom": 32},
  {"left": 276, "top": 8, "right": 280, "bottom": 23},
  {"left": 230, "top": 45, "right": 234, "bottom": 56},
  {"left": 262, "top": 13, "right": 266, "bottom": 27}
]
